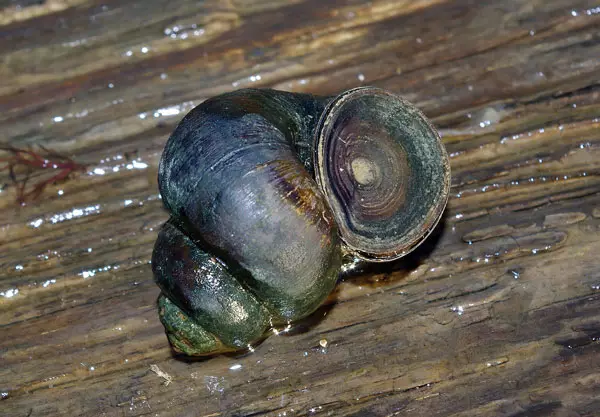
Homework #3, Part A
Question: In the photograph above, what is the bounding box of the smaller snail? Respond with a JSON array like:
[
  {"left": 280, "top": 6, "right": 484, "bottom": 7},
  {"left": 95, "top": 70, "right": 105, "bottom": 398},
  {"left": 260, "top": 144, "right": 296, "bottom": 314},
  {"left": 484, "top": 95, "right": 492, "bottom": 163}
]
[{"left": 152, "top": 87, "right": 450, "bottom": 356}]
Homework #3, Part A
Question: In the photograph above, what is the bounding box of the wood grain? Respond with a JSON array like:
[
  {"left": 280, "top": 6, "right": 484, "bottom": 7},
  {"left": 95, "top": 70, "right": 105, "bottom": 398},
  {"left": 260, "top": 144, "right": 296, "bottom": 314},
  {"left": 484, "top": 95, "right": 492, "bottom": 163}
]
[{"left": 1, "top": 0, "right": 599, "bottom": 416}]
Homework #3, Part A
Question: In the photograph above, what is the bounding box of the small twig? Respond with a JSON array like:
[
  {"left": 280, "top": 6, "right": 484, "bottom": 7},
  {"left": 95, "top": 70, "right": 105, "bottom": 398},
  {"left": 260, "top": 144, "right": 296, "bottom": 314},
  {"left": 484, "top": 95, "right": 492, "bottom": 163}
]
[{"left": 149, "top": 364, "right": 173, "bottom": 386}]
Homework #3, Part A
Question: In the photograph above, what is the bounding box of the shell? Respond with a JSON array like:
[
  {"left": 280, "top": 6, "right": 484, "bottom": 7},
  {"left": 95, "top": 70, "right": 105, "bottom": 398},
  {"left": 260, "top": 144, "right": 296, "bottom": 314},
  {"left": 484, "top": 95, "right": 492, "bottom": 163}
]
[{"left": 152, "top": 87, "right": 450, "bottom": 356}]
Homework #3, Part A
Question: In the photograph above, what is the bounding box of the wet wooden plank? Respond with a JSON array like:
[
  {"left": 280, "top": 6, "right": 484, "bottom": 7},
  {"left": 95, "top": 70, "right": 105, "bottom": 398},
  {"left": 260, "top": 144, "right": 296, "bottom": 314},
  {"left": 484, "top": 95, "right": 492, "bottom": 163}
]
[{"left": 1, "top": 0, "right": 599, "bottom": 416}]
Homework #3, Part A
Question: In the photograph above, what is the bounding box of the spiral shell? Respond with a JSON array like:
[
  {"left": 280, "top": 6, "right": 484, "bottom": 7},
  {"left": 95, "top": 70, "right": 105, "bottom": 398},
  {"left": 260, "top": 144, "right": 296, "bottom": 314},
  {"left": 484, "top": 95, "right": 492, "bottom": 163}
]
[{"left": 152, "top": 87, "right": 449, "bottom": 356}]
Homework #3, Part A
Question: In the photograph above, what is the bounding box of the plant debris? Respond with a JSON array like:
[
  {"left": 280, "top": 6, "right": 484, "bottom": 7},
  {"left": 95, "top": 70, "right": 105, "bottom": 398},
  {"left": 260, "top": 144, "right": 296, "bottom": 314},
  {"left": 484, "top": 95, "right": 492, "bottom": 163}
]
[
  {"left": 149, "top": 364, "right": 173, "bottom": 386},
  {"left": 0, "top": 145, "right": 86, "bottom": 204}
]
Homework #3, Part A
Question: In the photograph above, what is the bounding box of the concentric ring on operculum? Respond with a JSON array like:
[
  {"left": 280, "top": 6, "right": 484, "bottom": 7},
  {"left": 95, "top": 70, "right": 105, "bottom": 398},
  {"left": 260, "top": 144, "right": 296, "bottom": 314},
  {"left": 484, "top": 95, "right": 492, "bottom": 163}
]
[{"left": 314, "top": 87, "right": 450, "bottom": 262}]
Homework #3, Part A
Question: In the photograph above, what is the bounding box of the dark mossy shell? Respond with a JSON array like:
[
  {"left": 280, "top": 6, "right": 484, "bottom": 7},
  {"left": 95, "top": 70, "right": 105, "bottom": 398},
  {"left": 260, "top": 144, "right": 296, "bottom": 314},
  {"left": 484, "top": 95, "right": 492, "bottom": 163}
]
[
  {"left": 314, "top": 87, "right": 450, "bottom": 262},
  {"left": 153, "top": 87, "right": 449, "bottom": 356},
  {"left": 154, "top": 89, "right": 342, "bottom": 355}
]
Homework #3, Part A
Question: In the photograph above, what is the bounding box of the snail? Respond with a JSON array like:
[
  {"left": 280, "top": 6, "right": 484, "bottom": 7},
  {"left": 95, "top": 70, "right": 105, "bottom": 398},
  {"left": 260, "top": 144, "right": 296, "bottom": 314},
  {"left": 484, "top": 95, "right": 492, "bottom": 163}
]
[{"left": 152, "top": 87, "right": 450, "bottom": 356}]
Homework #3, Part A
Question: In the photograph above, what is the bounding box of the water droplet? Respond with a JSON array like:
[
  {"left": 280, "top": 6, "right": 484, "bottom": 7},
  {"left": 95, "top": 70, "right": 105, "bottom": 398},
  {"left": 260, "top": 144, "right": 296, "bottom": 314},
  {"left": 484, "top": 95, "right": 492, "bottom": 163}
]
[
  {"left": 30, "top": 218, "right": 44, "bottom": 228},
  {"left": 42, "top": 279, "right": 56, "bottom": 288},
  {"left": 586, "top": 6, "right": 600, "bottom": 15},
  {"left": 131, "top": 160, "right": 148, "bottom": 169},
  {"left": 1, "top": 288, "right": 19, "bottom": 298},
  {"left": 451, "top": 305, "right": 464, "bottom": 315}
]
